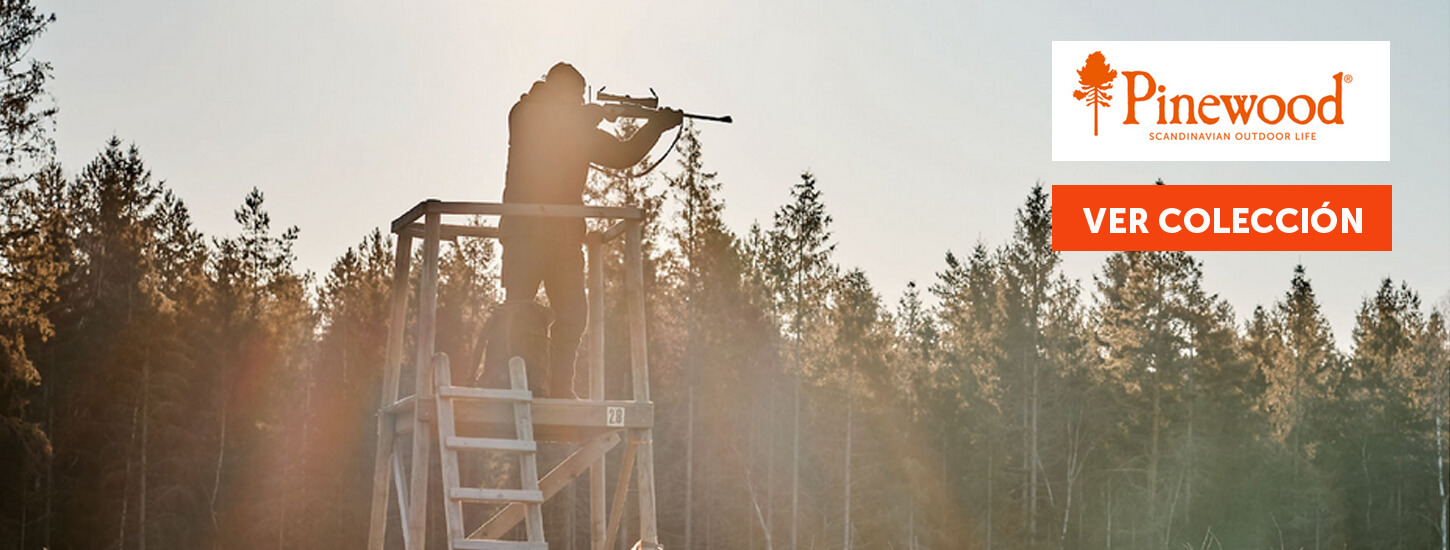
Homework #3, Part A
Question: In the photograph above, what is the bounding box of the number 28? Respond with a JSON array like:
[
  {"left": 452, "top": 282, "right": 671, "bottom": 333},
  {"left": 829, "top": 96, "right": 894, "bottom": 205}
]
[{"left": 606, "top": 406, "right": 625, "bottom": 427}]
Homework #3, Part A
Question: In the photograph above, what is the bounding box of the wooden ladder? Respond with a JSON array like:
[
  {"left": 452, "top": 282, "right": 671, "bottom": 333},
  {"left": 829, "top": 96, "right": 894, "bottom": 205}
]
[{"left": 433, "top": 354, "right": 547, "bottom": 550}]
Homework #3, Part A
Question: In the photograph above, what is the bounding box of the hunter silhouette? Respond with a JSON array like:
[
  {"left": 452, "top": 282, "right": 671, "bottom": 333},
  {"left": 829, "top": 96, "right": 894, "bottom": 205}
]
[{"left": 487, "top": 62, "right": 681, "bottom": 398}]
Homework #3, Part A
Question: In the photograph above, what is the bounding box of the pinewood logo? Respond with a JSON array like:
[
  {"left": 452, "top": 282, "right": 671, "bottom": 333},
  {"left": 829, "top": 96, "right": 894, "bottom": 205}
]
[
  {"left": 1068, "top": 48, "right": 1349, "bottom": 134},
  {"left": 1052, "top": 42, "right": 1389, "bottom": 161},
  {"left": 1071, "top": 51, "right": 1117, "bottom": 136}
]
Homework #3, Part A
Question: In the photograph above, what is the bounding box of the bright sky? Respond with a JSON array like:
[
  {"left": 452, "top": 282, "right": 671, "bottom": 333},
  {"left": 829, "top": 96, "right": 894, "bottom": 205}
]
[{"left": 36, "top": 0, "right": 1450, "bottom": 345}]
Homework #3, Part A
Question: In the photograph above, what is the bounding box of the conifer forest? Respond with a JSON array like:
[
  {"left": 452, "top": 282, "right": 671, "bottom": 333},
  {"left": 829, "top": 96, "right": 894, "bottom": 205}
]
[{"left": 1, "top": 3, "right": 1447, "bottom": 549}]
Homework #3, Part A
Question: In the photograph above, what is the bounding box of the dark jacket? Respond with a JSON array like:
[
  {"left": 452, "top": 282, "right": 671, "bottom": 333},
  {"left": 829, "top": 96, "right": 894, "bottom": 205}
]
[{"left": 501, "top": 93, "right": 658, "bottom": 243}]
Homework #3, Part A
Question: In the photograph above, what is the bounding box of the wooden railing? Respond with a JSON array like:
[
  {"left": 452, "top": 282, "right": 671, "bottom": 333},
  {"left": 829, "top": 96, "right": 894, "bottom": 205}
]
[{"left": 368, "top": 200, "right": 659, "bottom": 550}]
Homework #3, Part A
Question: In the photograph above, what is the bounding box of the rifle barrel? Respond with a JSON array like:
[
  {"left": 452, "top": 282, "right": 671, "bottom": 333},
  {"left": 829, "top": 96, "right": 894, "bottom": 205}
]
[
  {"left": 602, "top": 103, "right": 732, "bottom": 124},
  {"left": 683, "top": 112, "right": 733, "bottom": 123}
]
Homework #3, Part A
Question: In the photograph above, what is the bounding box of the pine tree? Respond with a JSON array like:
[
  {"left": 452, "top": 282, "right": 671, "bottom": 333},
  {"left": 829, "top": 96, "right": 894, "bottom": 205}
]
[
  {"left": 827, "top": 269, "right": 893, "bottom": 550},
  {"left": 1335, "top": 278, "right": 1435, "bottom": 548},
  {"left": 662, "top": 122, "right": 722, "bottom": 550},
  {"left": 1242, "top": 265, "right": 1339, "bottom": 546},
  {"left": 929, "top": 243, "right": 1002, "bottom": 548},
  {"left": 0, "top": 162, "right": 66, "bottom": 545},
  {"left": 206, "top": 187, "right": 314, "bottom": 548},
  {"left": 893, "top": 282, "right": 936, "bottom": 550},
  {"left": 11, "top": 138, "right": 219, "bottom": 549},
  {"left": 62, "top": 138, "right": 166, "bottom": 550},
  {"left": 739, "top": 221, "right": 788, "bottom": 549},
  {"left": 1092, "top": 250, "right": 1239, "bottom": 548},
  {"left": 998, "top": 183, "right": 1060, "bottom": 548},
  {"left": 759, "top": 171, "right": 837, "bottom": 550},
  {"left": 295, "top": 229, "right": 397, "bottom": 548},
  {"left": 931, "top": 244, "right": 1003, "bottom": 407},
  {"left": 1408, "top": 312, "right": 1449, "bottom": 550}
]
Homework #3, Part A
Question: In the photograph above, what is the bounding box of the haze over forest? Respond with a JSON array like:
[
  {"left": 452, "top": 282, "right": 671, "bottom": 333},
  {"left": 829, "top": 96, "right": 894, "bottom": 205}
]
[{"left": 1, "top": 2, "right": 1447, "bottom": 550}]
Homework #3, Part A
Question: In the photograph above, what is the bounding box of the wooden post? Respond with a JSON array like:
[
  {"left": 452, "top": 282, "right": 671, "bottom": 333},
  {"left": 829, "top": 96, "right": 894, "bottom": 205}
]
[
  {"left": 603, "top": 437, "right": 638, "bottom": 550},
  {"left": 432, "top": 354, "right": 465, "bottom": 543},
  {"left": 623, "top": 220, "right": 660, "bottom": 549},
  {"left": 510, "top": 357, "right": 547, "bottom": 543},
  {"left": 369, "top": 234, "right": 413, "bottom": 550},
  {"left": 408, "top": 207, "right": 442, "bottom": 550},
  {"left": 588, "top": 240, "right": 607, "bottom": 550}
]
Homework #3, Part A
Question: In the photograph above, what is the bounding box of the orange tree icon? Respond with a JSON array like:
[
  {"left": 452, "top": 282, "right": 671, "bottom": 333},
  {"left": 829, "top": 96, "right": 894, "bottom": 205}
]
[{"left": 1072, "top": 51, "right": 1117, "bottom": 136}]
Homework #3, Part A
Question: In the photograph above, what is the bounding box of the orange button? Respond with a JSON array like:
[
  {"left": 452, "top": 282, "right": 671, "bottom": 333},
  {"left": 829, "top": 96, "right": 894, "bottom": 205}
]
[{"left": 1051, "top": 185, "right": 1392, "bottom": 251}]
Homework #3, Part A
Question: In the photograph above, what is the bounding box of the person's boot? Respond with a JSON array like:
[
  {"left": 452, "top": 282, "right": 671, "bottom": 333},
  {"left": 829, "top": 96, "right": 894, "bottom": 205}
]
[{"left": 478, "top": 301, "right": 552, "bottom": 393}]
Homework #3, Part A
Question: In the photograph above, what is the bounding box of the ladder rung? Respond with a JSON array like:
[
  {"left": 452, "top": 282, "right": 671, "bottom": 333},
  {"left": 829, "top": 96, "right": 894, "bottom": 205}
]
[
  {"left": 446, "top": 436, "right": 537, "bottom": 453},
  {"left": 453, "top": 540, "right": 548, "bottom": 550},
  {"left": 449, "top": 488, "right": 544, "bottom": 504},
  {"left": 438, "top": 386, "right": 533, "bottom": 402}
]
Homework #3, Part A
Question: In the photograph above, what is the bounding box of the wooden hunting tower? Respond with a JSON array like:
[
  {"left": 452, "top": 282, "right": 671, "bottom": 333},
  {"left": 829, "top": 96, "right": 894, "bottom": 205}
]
[{"left": 367, "top": 200, "right": 660, "bottom": 550}]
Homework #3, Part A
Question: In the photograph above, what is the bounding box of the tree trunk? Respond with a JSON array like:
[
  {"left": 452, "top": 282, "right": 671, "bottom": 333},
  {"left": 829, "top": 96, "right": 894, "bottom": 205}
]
[
  {"left": 278, "top": 416, "right": 289, "bottom": 550},
  {"left": 686, "top": 221, "right": 698, "bottom": 550},
  {"left": 686, "top": 376, "right": 696, "bottom": 549},
  {"left": 1185, "top": 344, "right": 1196, "bottom": 531},
  {"left": 1397, "top": 488, "right": 1404, "bottom": 549},
  {"left": 767, "top": 388, "right": 776, "bottom": 547},
  {"left": 791, "top": 372, "right": 800, "bottom": 550},
  {"left": 908, "top": 490, "right": 916, "bottom": 550},
  {"left": 120, "top": 403, "right": 138, "bottom": 549},
  {"left": 1058, "top": 416, "right": 1081, "bottom": 550},
  {"left": 791, "top": 255, "right": 804, "bottom": 550},
  {"left": 44, "top": 372, "right": 54, "bottom": 550},
  {"left": 1022, "top": 393, "right": 1029, "bottom": 540},
  {"left": 1105, "top": 482, "right": 1112, "bottom": 550},
  {"left": 140, "top": 348, "right": 150, "bottom": 550},
  {"left": 747, "top": 430, "right": 775, "bottom": 550},
  {"left": 1362, "top": 441, "right": 1373, "bottom": 537},
  {"left": 1438, "top": 416, "right": 1446, "bottom": 550},
  {"left": 1148, "top": 365, "right": 1161, "bottom": 544},
  {"left": 986, "top": 428, "right": 993, "bottom": 550},
  {"left": 20, "top": 477, "right": 27, "bottom": 549},
  {"left": 843, "top": 378, "right": 854, "bottom": 550},
  {"left": 1030, "top": 355, "right": 1039, "bottom": 547},
  {"left": 698, "top": 444, "right": 704, "bottom": 550},
  {"left": 211, "top": 398, "right": 228, "bottom": 549}
]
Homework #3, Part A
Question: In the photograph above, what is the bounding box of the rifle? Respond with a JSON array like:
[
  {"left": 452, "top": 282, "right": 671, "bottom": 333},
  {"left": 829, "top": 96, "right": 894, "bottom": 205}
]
[{"left": 596, "top": 88, "right": 733, "bottom": 124}]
